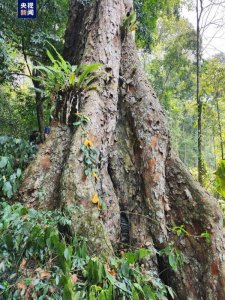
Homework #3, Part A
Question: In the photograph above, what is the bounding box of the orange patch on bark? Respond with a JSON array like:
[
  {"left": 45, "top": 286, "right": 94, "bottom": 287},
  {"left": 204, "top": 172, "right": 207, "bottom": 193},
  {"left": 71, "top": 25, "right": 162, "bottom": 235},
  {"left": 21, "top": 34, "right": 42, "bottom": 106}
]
[
  {"left": 40, "top": 155, "right": 51, "bottom": 170},
  {"left": 211, "top": 261, "right": 219, "bottom": 276},
  {"left": 150, "top": 136, "right": 158, "bottom": 149},
  {"left": 147, "top": 159, "right": 156, "bottom": 170}
]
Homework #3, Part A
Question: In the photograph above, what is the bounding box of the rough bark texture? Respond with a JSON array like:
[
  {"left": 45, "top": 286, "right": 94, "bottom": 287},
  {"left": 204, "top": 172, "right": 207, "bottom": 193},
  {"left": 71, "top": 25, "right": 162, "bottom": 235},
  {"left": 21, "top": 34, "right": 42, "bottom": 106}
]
[
  {"left": 20, "top": 0, "right": 225, "bottom": 298},
  {"left": 19, "top": 125, "right": 71, "bottom": 209}
]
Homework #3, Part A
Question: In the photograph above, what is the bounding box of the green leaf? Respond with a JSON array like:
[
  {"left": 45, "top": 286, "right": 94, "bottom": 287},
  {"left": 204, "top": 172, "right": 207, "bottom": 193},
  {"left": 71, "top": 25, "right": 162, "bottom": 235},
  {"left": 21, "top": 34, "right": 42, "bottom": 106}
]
[
  {"left": 72, "top": 65, "right": 78, "bottom": 72},
  {"left": 80, "top": 145, "right": 85, "bottom": 152},
  {"left": 137, "top": 248, "right": 151, "bottom": 260},
  {"left": 69, "top": 72, "right": 75, "bottom": 85},
  {"left": 133, "top": 283, "right": 145, "bottom": 297},
  {"left": 74, "top": 291, "right": 83, "bottom": 299},
  {"left": 19, "top": 207, "right": 28, "bottom": 216},
  {"left": 89, "top": 290, "right": 96, "bottom": 300},
  {"left": 124, "top": 252, "right": 137, "bottom": 264},
  {"left": 46, "top": 49, "right": 56, "bottom": 64},
  {"left": 78, "top": 63, "right": 102, "bottom": 87},
  {"left": 64, "top": 247, "right": 71, "bottom": 261},
  {"left": 200, "top": 231, "right": 211, "bottom": 243},
  {"left": 56, "top": 275, "right": 60, "bottom": 285},
  {"left": 120, "top": 262, "right": 129, "bottom": 277},
  {"left": 73, "top": 121, "right": 81, "bottom": 126},
  {"left": 115, "top": 281, "right": 131, "bottom": 294},
  {"left": 0, "top": 157, "right": 8, "bottom": 168},
  {"left": 168, "top": 253, "right": 177, "bottom": 271},
  {"left": 85, "top": 158, "right": 92, "bottom": 165},
  {"left": 85, "top": 168, "right": 92, "bottom": 176},
  {"left": 3, "top": 181, "right": 13, "bottom": 198},
  {"left": 166, "top": 286, "right": 175, "bottom": 299},
  {"left": 132, "top": 286, "right": 140, "bottom": 300},
  {"left": 16, "top": 168, "right": 22, "bottom": 178},
  {"left": 98, "top": 291, "right": 108, "bottom": 300},
  {"left": 143, "top": 285, "right": 156, "bottom": 300}
]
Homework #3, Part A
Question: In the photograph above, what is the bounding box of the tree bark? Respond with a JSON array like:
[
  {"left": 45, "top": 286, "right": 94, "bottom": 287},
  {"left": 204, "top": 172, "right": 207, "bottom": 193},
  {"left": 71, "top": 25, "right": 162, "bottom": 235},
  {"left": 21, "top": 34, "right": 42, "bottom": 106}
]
[
  {"left": 19, "top": 0, "right": 225, "bottom": 298},
  {"left": 32, "top": 64, "right": 45, "bottom": 142},
  {"left": 196, "top": 0, "right": 204, "bottom": 184},
  {"left": 215, "top": 96, "right": 224, "bottom": 160}
]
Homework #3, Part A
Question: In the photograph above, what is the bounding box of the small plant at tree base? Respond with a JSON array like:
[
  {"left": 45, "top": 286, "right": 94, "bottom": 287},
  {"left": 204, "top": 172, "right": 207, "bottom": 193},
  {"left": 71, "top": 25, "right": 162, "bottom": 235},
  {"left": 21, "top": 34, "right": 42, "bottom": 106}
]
[
  {"left": 200, "top": 231, "right": 211, "bottom": 243},
  {"left": 172, "top": 224, "right": 212, "bottom": 243},
  {"left": 172, "top": 224, "right": 188, "bottom": 237},
  {"left": 73, "top": 112, "right": 90, "bottom": 129},
  {"left": 159, "top": 241, "right": 184, "bottom": 272},
  {"left": 0, "top": 202, "right": 177, "bottom": 300}
]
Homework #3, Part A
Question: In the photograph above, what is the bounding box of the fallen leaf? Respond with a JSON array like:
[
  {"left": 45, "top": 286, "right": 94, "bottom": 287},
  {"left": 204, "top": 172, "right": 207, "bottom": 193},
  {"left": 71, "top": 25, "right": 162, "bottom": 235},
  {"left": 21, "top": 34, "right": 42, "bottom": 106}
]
[
  {"left": 35, "top": 267, "right": 42, "bottom": 273},
  {"left": 109, "top": 269, "right": 116, "bottom": 276},
  {"left": 17, "top": 281, "right": 26, "bottom": 290},
  {"left": 35, "top": 268, "right": 51, "bottom": 279},
  {"left": 71, "top": 274, "right": 78, "bottom": 283},
  {"left": 19, "top": 258, "right": 26, "bottom": 270},
  {"left": 40, "top": 271, "right": 51, "bottom": 279}
]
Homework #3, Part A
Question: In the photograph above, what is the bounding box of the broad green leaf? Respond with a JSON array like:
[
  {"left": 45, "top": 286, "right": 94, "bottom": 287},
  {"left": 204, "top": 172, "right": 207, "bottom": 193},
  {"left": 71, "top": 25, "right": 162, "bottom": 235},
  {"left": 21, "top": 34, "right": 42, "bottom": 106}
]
[
  {"left": 133, "top": 283, "right": 145, "bottom": 297},
  {"left": 0, "top": 157, "right": 8, "bottom": 168},
  {"left": 16, "top": 168, "right": 22, "bottom": 178},
  {"left": 3, "top": 181, "right": 13, "bottom": 198},
  {"left": 137, "top": 248, "right": 151, "bottom": 260},
  {"left": 64, "top": 247, "right": 71, "bottom": 261}
]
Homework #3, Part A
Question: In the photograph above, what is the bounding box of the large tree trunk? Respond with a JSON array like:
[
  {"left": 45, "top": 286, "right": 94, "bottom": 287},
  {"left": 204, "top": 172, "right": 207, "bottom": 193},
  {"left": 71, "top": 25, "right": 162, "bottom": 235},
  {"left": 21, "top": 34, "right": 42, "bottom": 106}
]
[{"left": 19, "top": 0, "right": 225, "bottom": 298}]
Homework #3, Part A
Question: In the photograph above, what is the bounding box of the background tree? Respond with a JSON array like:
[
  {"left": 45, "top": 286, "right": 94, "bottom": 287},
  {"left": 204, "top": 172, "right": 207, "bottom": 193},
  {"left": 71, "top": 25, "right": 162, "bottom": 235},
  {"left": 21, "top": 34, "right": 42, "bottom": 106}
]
[
  {"left": 201, "top": 57, "right": 225, "bottom": 161},
  {"left": 0, "top": 0, "right": 69, "bottom": 137},
  {"left": 194, "top": 0, "right": 225, "bottom": 183},
  {"left": 196, "top": 0, "right": 204, "bottom": 183},
  {"left": 134, "top": 0, "right": 181, "bottom": 49}
]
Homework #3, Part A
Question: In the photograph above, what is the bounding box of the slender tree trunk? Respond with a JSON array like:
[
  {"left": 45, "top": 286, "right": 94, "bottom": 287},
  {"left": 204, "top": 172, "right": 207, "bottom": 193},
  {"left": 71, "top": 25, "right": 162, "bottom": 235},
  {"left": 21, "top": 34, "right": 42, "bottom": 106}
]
[
  {"left": 33, "top": 81, "right": 44, "bottom": 141},
  {"left": 21, "top": 42, "right": 44, "bottom": 141},
  {"left": 213, "top": 126, "right": 217, "bottom": 168},
  {"left": 32, "top": 63, "right": 45, "bottom": 142},
  {"left": 196, "top": 0, "right": 203, "bottom": 184},
  {"left": 215, "top": 95, "right": 224, "bottom": 160},
  {"left": 19, "top": 0, "right": 225, "bottom": 298}
]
